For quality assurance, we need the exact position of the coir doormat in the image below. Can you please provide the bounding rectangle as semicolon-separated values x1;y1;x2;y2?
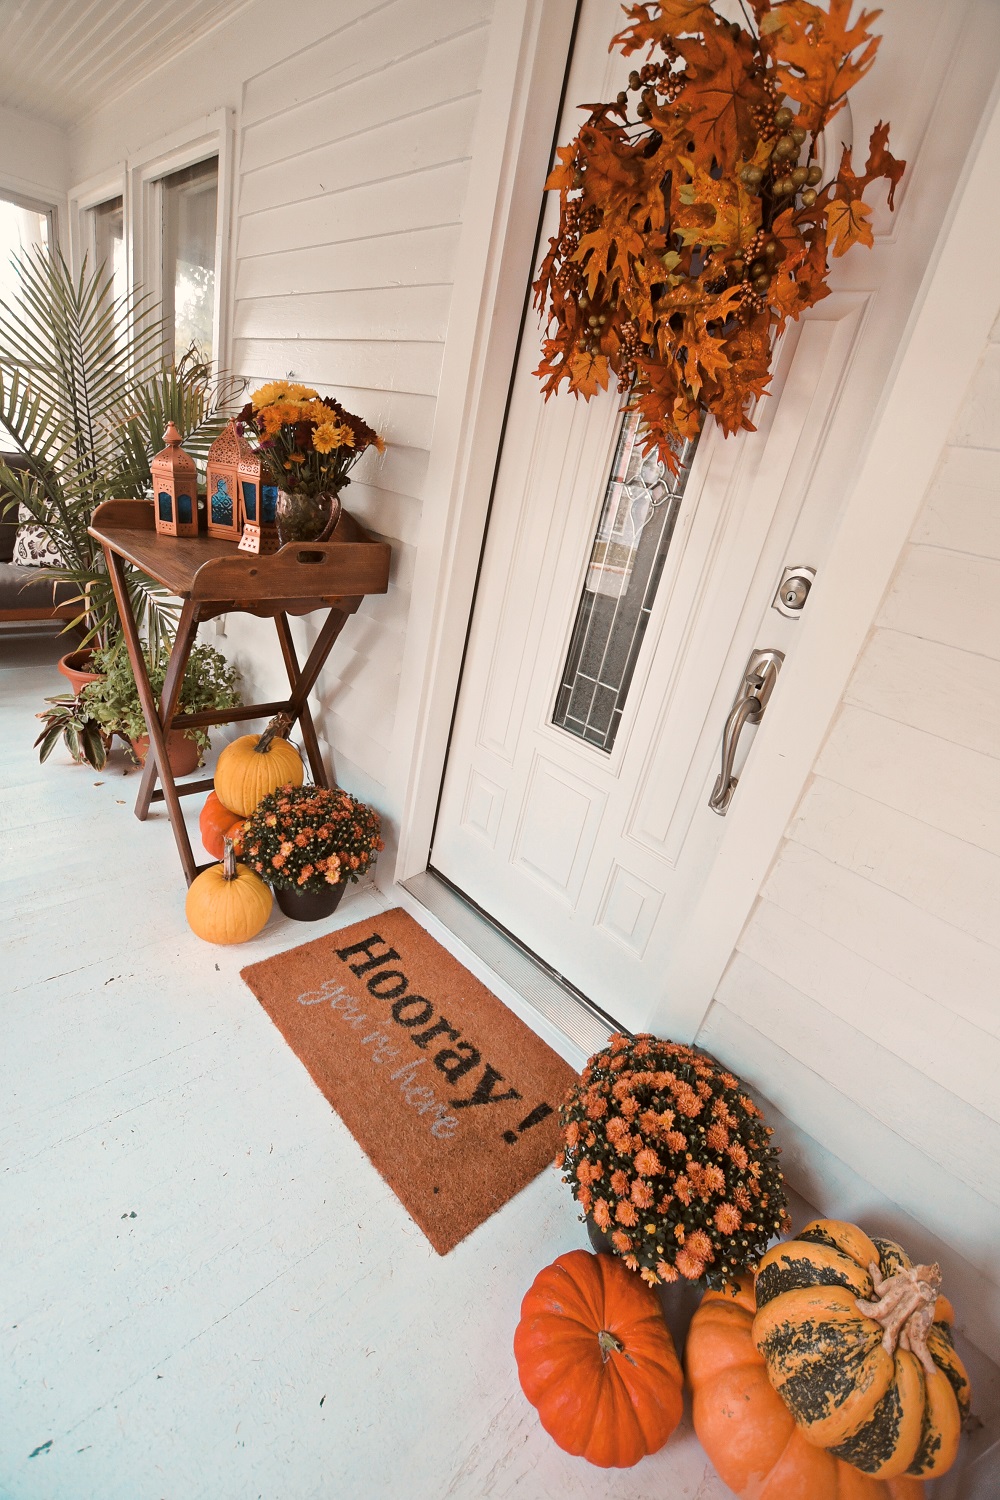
240;908;578;1254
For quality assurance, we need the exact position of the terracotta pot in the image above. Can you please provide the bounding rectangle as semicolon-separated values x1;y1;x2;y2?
130;730;202;778
58;648;104;696
273;879;347;922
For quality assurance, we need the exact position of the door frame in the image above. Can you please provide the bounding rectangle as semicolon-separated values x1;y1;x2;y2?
387;4;1000;1038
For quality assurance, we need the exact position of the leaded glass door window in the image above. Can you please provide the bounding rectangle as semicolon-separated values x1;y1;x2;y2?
552;412;699;751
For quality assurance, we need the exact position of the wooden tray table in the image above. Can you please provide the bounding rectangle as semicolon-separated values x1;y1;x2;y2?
88;499;391;885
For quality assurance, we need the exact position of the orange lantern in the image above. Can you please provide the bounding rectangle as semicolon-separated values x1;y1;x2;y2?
151;422;199;538
236;445;278;555
205;420;248;542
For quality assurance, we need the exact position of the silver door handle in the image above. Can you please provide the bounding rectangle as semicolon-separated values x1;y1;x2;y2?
709;648;784;814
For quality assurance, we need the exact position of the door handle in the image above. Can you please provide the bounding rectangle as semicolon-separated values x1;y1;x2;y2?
708;648;784;815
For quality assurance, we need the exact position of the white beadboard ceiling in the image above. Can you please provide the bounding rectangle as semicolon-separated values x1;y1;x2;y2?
0;0;254;128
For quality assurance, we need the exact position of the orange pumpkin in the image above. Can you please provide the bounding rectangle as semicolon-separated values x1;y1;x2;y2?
513;1249;683;1468
687;1276;926;1499
199;790;244;861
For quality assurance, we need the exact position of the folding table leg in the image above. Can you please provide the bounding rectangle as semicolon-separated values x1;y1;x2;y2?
102;547;199;885
135;599;200;820
274;613;329;787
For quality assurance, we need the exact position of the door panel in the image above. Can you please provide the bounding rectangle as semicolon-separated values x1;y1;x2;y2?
432;0;978;1034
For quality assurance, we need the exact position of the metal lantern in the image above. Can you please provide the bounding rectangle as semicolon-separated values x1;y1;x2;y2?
236;446;279;555
151;422;199;537
205;420;248;542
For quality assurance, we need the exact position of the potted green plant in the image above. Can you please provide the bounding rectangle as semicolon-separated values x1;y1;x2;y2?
81;641;243;774
0;248;241;669
238;783;383;921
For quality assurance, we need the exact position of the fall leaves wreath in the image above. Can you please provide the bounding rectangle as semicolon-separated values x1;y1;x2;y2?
534;0;904;469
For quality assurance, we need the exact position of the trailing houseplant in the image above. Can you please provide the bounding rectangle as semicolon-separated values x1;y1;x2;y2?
236;380;384;544
534;0;904;468
80;640;242;768
0;247;240;654
238;783;383;921
557;1033;788;1290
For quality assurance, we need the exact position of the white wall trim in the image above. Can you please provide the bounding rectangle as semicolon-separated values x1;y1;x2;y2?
664;69;1000;1040
126;108;235;374
388;0;578;884
66;164;127;279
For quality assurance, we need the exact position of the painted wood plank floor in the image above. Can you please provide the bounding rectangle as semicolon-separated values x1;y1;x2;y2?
1;630;732;1500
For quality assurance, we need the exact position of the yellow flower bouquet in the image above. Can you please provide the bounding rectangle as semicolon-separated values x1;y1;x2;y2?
557;1033;788;1288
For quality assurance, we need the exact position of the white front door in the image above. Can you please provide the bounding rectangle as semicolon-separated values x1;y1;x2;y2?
431;0;971;1036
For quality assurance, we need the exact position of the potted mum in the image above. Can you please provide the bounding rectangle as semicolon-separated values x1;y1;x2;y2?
237;380;383;546
558;1034;788;1299
238;783;383;921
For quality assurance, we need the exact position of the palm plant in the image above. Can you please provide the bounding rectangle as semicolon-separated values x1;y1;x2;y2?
0;247;240;654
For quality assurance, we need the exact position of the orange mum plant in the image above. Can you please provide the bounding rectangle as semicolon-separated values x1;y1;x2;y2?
557;1034;788;1288
534;0;904;467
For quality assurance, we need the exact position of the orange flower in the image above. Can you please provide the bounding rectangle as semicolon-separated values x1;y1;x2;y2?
585;1093;608;1120
734;1185;752;1211
656;1260;679;1283
727;1141;749;1170
606;1116;631;1148
715;1202;742;1234
675;1174;692;1206
675;1247;707;1280
610;1169;629;1197
623;1254;639;1272
592;1197;612;1230
577;1158;603;1187
630;1179;654;1209
666;1131;688;1153
564;1121;581;1147
706;1122;730;1152
686;1229;713;1262
615;1200;638;1227
611;1230;633;1253
634;1149;663;1177
640;1267;660;1286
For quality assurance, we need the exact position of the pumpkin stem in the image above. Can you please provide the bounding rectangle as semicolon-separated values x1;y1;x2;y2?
222;836;238;882
255;713;293;754
597;1329;625;1363
855;1261;942;1376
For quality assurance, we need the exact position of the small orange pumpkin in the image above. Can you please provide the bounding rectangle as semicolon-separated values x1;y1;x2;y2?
185;838;272;945
513;1249;683;1468
214;713;303;817
199;790;244;861
687;1277;926;1499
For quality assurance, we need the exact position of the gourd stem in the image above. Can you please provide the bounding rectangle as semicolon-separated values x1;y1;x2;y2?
222;836;237;882
598;1329;625;1363
855;1261;941;1376
255;713;293;755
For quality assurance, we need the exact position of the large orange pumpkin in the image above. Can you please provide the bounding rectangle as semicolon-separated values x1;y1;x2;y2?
687;1277;926;1499
752;1221;970;1482
513;1249;683;1468
214;713;303;817
185;838;273;945
199;790;244;861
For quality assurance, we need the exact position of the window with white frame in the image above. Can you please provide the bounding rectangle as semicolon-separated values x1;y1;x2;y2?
0;192;52;309
160;156;219;366
86;195;127;307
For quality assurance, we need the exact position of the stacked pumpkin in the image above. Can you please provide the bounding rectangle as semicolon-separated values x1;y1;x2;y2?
515;1221;970;1494
186;714;304;944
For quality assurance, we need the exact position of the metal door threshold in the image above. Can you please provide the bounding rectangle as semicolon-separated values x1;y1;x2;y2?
402;868;619;1058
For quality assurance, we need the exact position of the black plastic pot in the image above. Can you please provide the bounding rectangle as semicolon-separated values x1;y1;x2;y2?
273;879;347;922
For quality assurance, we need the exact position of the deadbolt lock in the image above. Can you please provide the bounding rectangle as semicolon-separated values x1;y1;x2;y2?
773;564;816;617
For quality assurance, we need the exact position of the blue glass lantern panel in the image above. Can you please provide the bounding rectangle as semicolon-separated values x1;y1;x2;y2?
158;491;173;523
211;476;233;525
241;480;257;521
261;484;278;523
176;493;193;525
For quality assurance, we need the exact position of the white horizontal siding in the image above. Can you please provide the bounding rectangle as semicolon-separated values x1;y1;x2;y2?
698;317;1000;1359
218;0;494;812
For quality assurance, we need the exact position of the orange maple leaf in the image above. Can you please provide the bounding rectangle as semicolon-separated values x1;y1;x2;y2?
675;159;762;251
764;0;882;134
677;25;764;162
826;196;873;256
568;349;611;398
613;0;721;53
